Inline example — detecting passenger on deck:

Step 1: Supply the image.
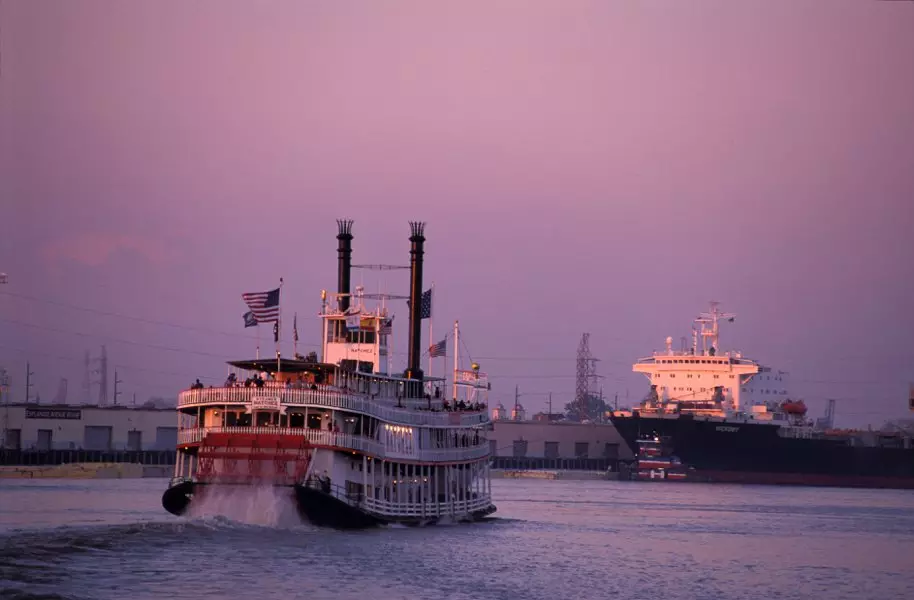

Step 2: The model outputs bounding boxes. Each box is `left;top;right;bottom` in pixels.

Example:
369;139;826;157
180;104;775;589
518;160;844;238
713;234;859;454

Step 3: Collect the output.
320;470;331;493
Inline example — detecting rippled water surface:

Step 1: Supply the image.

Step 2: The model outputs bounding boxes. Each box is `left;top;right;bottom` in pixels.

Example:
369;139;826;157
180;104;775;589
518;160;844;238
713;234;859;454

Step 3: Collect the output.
1;478;913;600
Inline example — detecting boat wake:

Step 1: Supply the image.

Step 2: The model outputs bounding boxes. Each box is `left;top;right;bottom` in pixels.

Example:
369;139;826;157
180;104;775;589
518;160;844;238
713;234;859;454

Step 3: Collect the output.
186;484;301;529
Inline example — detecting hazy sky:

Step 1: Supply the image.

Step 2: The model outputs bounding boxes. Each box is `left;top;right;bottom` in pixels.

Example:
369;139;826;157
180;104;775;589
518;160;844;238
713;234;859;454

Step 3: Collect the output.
2;0;913;427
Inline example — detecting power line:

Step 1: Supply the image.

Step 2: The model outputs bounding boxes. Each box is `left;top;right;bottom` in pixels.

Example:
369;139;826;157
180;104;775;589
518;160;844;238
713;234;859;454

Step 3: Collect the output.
0;316;903;388
0;317;245;360
0;290;318;342
0;290;625;363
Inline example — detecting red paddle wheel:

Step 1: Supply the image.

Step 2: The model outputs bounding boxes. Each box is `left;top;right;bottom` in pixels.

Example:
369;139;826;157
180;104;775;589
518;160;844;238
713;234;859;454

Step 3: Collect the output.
196;432;313;486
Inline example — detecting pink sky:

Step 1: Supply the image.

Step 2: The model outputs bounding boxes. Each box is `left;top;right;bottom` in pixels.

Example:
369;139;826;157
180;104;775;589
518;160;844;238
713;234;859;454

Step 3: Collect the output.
2;0;913;426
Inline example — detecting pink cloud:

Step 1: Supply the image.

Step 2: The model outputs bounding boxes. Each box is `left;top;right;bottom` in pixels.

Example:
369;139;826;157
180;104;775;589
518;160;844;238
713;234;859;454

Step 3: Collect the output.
41;232;174;268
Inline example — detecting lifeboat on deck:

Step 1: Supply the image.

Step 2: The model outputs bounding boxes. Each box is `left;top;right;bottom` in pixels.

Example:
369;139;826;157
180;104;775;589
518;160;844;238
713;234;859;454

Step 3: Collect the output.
781;400;808;416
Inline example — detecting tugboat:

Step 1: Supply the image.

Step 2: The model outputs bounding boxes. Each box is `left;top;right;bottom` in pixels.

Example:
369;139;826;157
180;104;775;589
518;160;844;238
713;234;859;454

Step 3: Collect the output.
632;436;691;481
162;220;497;528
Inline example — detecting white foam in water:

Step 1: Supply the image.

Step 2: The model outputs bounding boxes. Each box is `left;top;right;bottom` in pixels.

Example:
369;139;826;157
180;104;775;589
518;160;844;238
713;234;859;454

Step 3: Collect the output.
187;485;301;528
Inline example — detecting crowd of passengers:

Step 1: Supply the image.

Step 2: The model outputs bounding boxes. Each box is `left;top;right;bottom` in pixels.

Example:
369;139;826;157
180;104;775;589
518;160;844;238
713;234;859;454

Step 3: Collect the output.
188;374;487;413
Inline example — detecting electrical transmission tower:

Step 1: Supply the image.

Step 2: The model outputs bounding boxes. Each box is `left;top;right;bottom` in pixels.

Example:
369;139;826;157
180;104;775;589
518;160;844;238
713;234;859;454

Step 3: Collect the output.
82;350;92;403
574;333;599;421
92;345;108;406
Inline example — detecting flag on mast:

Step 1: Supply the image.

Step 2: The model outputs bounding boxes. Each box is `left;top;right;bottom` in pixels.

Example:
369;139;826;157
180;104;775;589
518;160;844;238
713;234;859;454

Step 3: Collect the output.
293;313;299;342
241;288;280;323
243;311;257;328
429;338;447;358
273;321;279;344
379;316;393;335
420;288;432;319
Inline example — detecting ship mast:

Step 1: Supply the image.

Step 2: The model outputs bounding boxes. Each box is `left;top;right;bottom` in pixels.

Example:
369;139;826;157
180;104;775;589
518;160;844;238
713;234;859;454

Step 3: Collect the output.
694;301;736;356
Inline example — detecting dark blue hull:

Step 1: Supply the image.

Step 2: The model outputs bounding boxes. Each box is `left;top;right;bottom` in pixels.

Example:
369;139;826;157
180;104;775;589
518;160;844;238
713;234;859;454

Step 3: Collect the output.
610;414;914;489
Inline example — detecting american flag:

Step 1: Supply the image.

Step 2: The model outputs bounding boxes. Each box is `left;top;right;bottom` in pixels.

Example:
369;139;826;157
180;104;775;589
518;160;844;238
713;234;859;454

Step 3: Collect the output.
420;288;432;319
429;338;446;358
242;288;280;323
379;317;393;335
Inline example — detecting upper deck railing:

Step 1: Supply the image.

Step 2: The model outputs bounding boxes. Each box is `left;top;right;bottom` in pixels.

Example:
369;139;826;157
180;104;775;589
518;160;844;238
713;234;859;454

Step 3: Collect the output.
177;426;490;462
177;387;490;428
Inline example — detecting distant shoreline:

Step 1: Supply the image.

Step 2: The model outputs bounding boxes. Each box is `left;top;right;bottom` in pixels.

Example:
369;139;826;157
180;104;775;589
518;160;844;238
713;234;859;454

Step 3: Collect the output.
491;469;616;481
0;463;170;479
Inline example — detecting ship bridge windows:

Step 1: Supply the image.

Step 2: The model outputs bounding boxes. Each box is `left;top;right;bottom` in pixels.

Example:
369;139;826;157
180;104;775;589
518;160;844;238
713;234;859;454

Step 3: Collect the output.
346;330;376;345
329;320;378;345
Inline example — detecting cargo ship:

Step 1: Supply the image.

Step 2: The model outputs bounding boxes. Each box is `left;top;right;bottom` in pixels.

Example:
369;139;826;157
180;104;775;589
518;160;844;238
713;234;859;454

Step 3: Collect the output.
609;302;914;489
162;220;496;527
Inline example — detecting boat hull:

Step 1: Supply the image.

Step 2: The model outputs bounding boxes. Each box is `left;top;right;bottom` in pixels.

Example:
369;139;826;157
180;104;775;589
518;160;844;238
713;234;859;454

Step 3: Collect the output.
611;414;914;490
293;484;384;529
162;481;497;528
162;480;194;516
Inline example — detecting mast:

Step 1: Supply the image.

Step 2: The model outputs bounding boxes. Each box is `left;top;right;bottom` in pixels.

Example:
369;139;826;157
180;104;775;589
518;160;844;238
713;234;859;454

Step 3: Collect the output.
277;277;284;373
695;301;736;355
427;282;435;379
452;320;459;401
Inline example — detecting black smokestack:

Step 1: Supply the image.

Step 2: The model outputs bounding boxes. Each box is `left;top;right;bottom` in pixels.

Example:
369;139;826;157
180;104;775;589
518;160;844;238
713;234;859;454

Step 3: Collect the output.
405;221;425;380
336;219;354;312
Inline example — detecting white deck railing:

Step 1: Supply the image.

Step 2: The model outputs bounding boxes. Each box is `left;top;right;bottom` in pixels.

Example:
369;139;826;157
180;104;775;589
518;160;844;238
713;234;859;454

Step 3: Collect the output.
177;426;489;462
178;387;489;428
362;495;493;519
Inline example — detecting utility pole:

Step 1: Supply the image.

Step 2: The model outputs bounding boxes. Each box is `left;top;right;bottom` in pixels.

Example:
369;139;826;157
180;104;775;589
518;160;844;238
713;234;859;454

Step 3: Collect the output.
25;362;34;404
548;392;553;416
599;385;604;422
113;370;123;405
132;392;137;406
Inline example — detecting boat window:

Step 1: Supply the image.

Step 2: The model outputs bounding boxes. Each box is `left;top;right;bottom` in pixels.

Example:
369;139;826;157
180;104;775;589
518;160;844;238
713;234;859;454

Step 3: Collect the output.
346;329;376;344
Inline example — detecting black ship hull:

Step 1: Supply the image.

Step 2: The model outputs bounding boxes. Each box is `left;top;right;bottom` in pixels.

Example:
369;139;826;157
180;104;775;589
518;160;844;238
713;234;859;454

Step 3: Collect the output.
611;414;914;490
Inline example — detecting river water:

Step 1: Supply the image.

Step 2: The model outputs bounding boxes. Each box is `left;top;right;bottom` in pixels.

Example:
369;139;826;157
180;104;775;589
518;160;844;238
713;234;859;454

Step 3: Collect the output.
1;478;912;600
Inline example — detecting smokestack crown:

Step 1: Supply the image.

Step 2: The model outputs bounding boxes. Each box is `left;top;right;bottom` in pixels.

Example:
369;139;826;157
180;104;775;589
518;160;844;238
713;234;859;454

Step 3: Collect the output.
337;219;354;312
405;221;426;382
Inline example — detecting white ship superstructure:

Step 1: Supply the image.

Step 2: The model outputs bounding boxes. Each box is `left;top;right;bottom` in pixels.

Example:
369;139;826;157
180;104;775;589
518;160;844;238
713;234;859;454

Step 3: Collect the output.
629;302;798;423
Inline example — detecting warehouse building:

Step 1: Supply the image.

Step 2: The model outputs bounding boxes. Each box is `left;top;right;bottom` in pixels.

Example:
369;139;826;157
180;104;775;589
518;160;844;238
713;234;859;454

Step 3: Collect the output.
488;417;634;471
1;403;178;452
